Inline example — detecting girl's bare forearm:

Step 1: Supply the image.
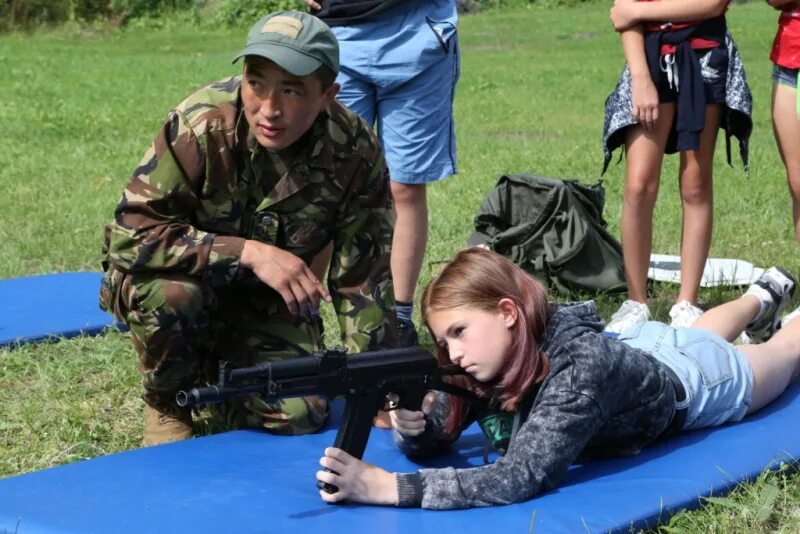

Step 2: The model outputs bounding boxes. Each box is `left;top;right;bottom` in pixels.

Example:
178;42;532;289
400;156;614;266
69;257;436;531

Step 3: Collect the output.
631;0;728;23
621;27;650;79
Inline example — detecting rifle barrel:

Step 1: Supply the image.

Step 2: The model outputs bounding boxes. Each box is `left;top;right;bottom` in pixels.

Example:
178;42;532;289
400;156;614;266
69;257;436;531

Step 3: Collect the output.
175;347;458;408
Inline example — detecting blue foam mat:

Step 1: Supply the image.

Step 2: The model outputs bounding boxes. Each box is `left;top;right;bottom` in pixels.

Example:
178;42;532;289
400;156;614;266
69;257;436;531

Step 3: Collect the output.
0;272;119;348
1;383;798;534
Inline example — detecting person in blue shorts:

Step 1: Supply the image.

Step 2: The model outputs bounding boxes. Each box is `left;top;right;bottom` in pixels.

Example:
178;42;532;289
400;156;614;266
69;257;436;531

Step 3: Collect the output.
301;0;460;348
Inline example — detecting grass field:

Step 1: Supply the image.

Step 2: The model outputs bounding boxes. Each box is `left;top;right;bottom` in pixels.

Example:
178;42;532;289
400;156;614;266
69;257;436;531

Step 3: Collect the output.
1;3;799;530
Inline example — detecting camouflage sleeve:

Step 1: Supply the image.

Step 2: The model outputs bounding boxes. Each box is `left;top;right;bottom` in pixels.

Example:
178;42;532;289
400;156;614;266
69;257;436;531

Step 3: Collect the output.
327;127;395;352
105;110;244;286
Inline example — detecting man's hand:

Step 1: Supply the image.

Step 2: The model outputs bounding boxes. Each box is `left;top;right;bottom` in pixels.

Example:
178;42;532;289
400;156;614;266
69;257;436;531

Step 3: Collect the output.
240;240;331;316
317;447;398;505
610;0;641;32
631;72;660;131
388;392;436;437
299;0;321;9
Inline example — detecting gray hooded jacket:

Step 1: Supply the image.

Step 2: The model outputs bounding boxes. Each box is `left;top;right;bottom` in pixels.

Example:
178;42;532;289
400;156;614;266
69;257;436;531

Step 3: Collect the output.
395;302;678;509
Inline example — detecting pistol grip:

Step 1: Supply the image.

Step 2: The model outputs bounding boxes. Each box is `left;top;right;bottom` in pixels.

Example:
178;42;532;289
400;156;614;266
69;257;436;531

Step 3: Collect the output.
403;385;426;412
317;468;339;494
319;393;379;495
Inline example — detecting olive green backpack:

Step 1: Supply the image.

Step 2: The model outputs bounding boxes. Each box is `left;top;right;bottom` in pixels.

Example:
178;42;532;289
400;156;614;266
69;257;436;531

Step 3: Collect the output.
468;174;627;295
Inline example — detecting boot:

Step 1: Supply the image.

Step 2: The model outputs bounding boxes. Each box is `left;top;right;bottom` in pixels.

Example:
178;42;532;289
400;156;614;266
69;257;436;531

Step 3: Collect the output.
143;405;193;446
396;319;419;348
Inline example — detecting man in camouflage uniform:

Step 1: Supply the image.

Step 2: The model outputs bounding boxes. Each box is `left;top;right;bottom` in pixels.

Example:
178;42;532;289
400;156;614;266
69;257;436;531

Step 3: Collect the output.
100;11;396;446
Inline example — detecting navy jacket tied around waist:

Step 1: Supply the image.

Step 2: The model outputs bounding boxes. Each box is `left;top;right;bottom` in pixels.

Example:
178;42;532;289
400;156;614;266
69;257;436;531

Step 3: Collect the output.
644;16;727;152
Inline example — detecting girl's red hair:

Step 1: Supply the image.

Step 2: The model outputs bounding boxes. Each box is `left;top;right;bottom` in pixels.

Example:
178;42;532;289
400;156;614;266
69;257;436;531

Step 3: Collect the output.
421;248;552;435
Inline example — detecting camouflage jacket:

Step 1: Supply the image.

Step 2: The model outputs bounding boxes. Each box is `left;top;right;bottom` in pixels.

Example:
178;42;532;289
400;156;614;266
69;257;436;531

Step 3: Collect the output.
103;75;395;352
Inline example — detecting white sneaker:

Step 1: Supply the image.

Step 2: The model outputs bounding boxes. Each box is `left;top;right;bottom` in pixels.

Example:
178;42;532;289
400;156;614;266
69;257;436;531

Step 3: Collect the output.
744;267;796;343
669;300;704;329
605;300;650;334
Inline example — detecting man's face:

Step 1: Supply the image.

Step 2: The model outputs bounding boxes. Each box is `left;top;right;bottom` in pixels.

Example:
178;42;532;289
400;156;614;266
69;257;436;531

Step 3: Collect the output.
241;57;338;151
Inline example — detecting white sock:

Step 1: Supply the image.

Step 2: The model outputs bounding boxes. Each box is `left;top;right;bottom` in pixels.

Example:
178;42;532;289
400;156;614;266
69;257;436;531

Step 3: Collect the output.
744;284;772;324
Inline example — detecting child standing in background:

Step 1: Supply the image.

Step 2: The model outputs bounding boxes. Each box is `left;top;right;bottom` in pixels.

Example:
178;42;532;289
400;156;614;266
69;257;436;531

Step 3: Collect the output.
602;0;752;334
768;0;800;243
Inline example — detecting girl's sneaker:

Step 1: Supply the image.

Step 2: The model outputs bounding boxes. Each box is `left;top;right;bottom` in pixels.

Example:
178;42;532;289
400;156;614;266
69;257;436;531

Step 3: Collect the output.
744;267;796;343
605;300;650;334
669;300;704;328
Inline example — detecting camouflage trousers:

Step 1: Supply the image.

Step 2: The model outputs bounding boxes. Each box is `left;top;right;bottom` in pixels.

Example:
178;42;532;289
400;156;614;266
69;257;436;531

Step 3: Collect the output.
100;268;329;435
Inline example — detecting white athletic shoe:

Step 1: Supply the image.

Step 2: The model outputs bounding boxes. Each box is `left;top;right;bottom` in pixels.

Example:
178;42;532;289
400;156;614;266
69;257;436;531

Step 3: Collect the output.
744;267;796;343
605;300;650;334
669;300;704;329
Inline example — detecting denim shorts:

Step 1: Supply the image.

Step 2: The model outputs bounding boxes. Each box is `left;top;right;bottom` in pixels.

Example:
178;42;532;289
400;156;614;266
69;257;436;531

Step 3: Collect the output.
773;64;799;89
617;321;754;431
331;0;459;184
654;46;728;104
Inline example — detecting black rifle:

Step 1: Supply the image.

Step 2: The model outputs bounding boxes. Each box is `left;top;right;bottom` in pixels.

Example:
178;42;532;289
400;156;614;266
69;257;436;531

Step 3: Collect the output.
176;346;478;492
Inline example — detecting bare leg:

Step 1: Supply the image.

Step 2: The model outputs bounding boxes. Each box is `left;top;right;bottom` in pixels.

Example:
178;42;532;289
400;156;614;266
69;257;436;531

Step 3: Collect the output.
621;103;676;303
390;181;428;305
772;83;800;243
676;104;722;304
739;314;800;414
690;294;760;341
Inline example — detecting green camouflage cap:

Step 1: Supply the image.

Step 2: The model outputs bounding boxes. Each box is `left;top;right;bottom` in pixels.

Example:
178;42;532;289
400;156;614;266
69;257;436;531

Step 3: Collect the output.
232;11;339;77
